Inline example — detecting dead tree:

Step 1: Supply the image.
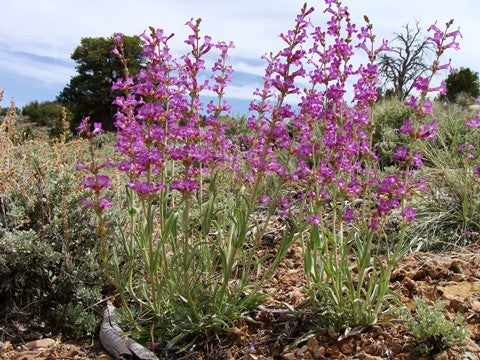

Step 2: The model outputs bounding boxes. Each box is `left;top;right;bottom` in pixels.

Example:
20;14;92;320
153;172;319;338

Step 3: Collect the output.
377;22;433;99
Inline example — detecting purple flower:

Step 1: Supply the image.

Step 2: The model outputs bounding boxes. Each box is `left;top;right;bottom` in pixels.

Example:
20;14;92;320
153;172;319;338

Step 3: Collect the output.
412;76;429;92
474;164;480;176
170;179;199;193
113;33;123;46
80;197;94;208
76;116;91;135
417;119;437;140
79;175;111;191
79;177;96;190
127;180;165;195
415;178;428;192
404;96;418;110
399;120;414;135
98;157;115;170
368;218;378;231
92;122;105;135
309;215;321;227
401;206;416;221
99;197;112;209
257;194;270;205
378;199;392;214
412;153;423;167
97;175;112;189
466;116;480;129
423;102;434;115
392;146;409;161
342;208;355;221
76;161;92;172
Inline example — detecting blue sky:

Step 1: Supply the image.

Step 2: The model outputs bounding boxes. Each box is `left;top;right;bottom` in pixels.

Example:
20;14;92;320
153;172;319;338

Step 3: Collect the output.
1;0;479;114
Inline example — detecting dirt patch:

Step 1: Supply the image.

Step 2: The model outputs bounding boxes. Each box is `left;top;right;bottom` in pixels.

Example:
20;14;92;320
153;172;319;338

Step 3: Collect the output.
3;244;480;359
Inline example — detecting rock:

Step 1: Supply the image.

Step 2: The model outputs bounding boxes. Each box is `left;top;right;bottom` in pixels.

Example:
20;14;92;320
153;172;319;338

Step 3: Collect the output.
97;355;114;360
449;260;464;274
450;274;465;282
0;341;12;352
25;338;55;349
340;342;353;355
472;300;480;313
356;352;383;360
448;298;470;313
282;352;296;360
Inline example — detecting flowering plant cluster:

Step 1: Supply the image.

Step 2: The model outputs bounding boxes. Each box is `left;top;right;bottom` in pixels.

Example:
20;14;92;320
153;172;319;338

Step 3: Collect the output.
76;0;463;347
78;17;297;345
238;1;460;325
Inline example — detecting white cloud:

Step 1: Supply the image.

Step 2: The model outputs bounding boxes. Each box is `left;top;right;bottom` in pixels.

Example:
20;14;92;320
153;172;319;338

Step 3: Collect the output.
0;49;75;87
233;61;266;78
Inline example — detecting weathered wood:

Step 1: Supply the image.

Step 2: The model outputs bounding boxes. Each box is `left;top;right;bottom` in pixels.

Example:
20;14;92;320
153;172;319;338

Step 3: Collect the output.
99;301;158;360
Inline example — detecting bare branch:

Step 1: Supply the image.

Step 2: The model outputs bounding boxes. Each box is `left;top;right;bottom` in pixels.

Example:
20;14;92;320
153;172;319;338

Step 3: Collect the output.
377;21;434;99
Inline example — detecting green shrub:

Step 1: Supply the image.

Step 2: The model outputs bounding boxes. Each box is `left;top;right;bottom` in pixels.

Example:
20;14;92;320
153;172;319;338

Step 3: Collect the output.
372;99;414;167
400;297;470;355
22;100;71;128
410;102;480;249
0;138;125;339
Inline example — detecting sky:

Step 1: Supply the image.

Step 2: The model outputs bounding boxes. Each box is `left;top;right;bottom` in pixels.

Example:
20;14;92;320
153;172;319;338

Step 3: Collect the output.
0;0;479;114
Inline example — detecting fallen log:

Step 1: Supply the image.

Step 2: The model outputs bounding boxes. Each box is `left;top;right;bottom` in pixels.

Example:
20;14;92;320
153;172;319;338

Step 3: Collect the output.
99;301;158;360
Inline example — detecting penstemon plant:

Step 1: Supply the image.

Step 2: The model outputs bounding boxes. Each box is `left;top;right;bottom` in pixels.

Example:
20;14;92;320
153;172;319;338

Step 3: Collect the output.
77;0;464;351
293;9;460;326
78;18;296;349
243;1;461;327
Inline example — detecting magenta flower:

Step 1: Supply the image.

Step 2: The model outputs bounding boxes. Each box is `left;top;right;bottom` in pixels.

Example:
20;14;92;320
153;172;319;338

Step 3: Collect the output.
417;119;437;140
466;116;480;129
404;96;418;110
412;153;423;167
412;76;429;92
97;175;112;188
76;116;90;134
422;102;434;115
342;208;356;221
76;161;92;172
99;197;112;209
80;175;111;191
401;206;417;221
80;197;94;208
126;180;165;195
170;179;199;193
257;194;270;205
309;215;321;227
368;218;378;231
392;146;409;162
92;122;105;135
474;165;480;176
399;120;414;135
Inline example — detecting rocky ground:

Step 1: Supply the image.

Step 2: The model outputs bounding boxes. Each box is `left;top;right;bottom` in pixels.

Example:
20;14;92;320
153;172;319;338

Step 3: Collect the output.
2;241;480;359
